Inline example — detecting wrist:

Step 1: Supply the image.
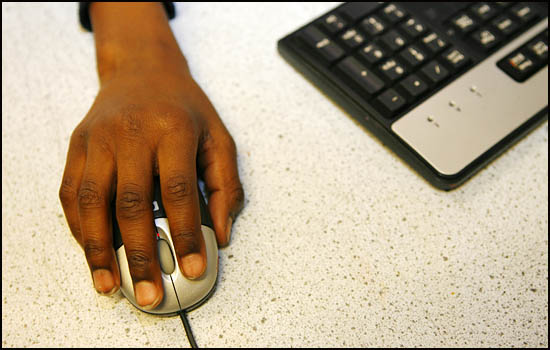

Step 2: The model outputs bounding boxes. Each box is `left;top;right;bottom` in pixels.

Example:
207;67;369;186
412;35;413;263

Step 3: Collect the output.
90;2;189;83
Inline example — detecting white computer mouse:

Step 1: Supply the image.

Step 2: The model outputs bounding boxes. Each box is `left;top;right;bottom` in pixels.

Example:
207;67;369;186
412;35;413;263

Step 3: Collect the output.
112;177;218;315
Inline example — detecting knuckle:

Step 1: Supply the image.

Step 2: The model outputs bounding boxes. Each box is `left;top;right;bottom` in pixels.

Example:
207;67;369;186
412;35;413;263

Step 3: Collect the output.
200;129;237;155
229;184;245;215
119;104;144;138
84;239;108;264
126;249;153;273
172;229;200;255
70;125;88;144
231;185;245;206
78;180;104;210
89;132;114;157
72;227;84;246
224;175;245;202
116;184;147;220
59;177;77;207
164;175;193;207
157;106;196;132
223;134;237;154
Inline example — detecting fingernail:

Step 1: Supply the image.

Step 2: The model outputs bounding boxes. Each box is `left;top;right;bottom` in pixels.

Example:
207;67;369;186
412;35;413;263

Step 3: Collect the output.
181;253;205;279
225;216;233;244
135;281;161;310
93;269;117;295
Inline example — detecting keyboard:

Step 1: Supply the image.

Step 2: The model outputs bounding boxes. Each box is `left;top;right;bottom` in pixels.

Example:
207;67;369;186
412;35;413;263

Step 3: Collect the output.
278;2;548;190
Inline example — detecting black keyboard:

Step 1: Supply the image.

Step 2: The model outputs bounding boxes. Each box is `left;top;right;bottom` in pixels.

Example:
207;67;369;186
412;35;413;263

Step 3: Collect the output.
278;2;548;190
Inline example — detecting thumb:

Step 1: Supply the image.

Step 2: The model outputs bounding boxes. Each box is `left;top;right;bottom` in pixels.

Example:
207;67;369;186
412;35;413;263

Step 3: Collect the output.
198;127;244;247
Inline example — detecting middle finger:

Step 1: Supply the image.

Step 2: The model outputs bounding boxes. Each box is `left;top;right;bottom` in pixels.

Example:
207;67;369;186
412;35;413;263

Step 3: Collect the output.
116;145;163;310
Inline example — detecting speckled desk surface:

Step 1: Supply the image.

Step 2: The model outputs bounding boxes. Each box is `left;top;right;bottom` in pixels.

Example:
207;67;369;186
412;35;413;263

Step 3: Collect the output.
2;2;548;348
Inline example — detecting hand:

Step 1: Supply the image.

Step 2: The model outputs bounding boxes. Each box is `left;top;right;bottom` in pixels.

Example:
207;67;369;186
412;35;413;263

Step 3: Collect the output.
59;3;244;309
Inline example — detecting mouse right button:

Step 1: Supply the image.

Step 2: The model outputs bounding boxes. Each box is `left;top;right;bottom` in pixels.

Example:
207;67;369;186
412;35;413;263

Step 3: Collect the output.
157;239;175;275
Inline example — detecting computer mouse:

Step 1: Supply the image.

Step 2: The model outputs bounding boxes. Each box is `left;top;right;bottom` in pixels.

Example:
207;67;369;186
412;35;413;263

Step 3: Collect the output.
111;176;218;315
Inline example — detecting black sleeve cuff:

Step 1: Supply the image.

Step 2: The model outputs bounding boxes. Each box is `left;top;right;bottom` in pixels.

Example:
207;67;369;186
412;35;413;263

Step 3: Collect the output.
78;2;176;32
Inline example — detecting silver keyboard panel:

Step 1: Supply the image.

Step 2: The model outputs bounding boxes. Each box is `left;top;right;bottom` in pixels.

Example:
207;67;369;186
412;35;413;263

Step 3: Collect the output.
392;19;548;176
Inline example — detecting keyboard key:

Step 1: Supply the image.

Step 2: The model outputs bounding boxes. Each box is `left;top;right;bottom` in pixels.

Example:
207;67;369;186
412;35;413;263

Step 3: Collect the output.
420;60;450;85
360;15;388;37
338;2;383;23
376;89;406;117
398;45;427;68
509;3;538;23
498;49;537;82
508;51;535;72
380;4;407;24
442;2;471;16
400;17;427;39
492;15;520;36
471;27;501;51
299;26;345;63
359;43;387;65
494;2;514;9
526;37;548;62
450;12;478;35
337;56;385;95
399;74;429;98
340;28;366;49
319;14;348;34
442;47;470;71
379;29;408;52
470;2;499;21
378;58;407;82
421;32;448;55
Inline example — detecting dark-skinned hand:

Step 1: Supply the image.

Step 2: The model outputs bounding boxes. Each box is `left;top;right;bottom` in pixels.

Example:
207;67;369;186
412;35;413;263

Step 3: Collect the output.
59;3;244;309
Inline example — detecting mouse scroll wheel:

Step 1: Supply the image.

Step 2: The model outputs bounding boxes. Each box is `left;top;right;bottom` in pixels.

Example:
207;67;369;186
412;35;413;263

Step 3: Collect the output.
157;239;175;275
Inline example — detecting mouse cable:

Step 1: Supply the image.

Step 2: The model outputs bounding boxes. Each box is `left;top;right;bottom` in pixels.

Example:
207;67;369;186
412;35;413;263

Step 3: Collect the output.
179;310;198;348
170;273;198;348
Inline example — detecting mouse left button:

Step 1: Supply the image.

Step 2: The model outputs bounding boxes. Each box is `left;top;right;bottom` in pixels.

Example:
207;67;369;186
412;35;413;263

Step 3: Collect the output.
157;239;175;275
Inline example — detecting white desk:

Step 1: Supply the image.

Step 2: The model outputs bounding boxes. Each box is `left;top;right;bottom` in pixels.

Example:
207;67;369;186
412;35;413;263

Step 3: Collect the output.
2;2;548;347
